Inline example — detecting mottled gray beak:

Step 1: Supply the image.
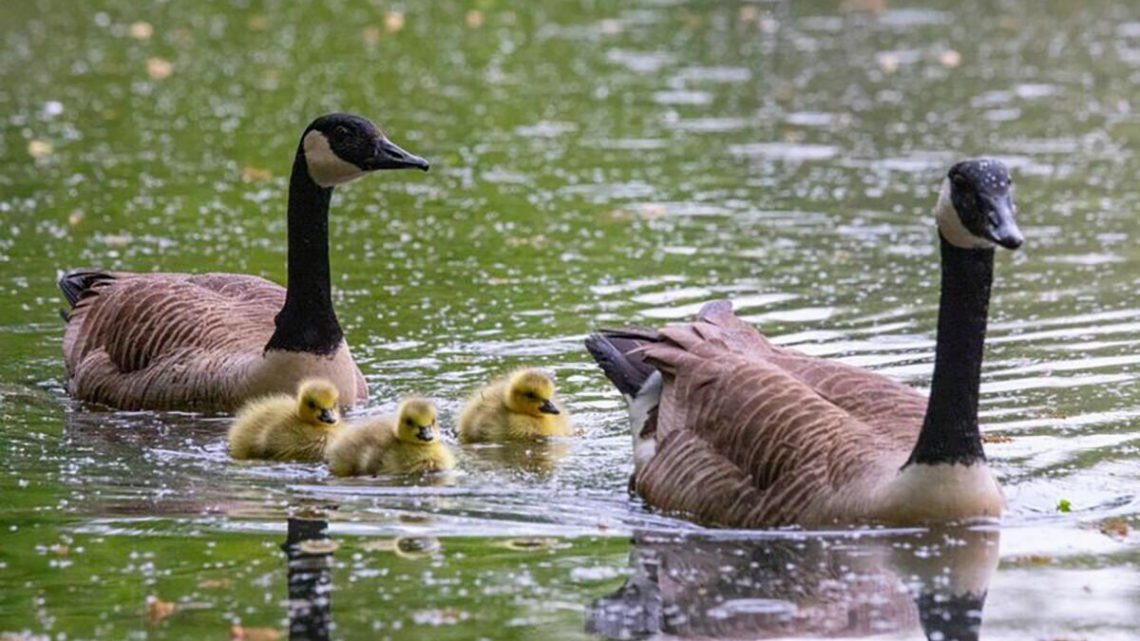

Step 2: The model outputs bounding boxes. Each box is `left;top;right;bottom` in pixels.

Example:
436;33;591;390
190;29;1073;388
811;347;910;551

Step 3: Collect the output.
981;193;1024;250
364;136;429;172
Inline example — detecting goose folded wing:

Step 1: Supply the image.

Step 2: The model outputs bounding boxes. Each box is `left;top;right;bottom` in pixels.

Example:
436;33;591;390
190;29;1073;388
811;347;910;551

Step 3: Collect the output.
636;340;899;527
693;300;926;438
66;273;283;376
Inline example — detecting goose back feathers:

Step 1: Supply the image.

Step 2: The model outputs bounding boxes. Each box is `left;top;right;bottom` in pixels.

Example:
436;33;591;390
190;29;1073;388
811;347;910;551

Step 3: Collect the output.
61;271;365;410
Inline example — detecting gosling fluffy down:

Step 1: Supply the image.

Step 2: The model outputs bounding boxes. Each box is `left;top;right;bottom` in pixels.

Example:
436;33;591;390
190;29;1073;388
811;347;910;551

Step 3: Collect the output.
457;369;574;442
325;398;455;476
228;378;341;462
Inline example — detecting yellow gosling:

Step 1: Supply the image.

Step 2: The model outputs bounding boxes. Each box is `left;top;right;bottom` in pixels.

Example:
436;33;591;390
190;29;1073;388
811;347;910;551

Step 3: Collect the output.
228;378;341;462
325;398;455;476
457;368;574;442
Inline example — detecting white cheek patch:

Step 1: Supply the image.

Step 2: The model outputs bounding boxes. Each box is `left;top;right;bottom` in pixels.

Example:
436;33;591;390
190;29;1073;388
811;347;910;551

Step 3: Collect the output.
302;130;366;187
934;179;994;249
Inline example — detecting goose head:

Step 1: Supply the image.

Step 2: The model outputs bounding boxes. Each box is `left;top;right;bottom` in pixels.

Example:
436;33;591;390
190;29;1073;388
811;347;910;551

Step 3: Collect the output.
505;369;560;417
296;378;340;426
395;398;440;445
934;158;1024;250
301;113;429;188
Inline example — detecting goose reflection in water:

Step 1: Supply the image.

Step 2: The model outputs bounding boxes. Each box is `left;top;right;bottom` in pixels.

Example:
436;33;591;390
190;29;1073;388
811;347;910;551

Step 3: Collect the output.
283;514;334;641
587;525;999;641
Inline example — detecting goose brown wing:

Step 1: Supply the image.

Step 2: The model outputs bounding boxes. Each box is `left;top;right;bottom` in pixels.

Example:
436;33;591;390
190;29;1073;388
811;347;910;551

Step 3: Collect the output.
635;326;904;528
693;301;926;441
62;272;284;408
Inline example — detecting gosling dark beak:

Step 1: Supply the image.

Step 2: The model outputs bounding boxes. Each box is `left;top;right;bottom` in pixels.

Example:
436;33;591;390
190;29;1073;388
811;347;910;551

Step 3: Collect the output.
538;399;560;415
318;409;337;424
981;193;1024;250
364;136;430;172
416;426;436;442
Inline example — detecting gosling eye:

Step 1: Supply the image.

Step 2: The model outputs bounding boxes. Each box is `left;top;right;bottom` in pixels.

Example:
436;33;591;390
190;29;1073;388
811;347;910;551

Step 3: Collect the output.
307;400;317;409
524;392;538;400
405;419;415;426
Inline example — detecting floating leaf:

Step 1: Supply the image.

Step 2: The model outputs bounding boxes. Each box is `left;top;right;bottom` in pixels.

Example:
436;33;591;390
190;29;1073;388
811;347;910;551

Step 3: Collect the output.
1056;499;1072;513
145;595;176;625
230;625;281;641
147;57;173;80
385;11;405;33
129;21;154;40
27;139;53;159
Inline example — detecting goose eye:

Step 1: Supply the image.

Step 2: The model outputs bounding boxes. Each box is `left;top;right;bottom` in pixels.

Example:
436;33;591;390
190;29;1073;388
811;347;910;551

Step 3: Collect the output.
334;125;350;137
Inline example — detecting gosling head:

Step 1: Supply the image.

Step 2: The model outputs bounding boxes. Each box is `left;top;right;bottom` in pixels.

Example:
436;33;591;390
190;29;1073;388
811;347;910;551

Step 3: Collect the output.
505;369;561;417
934;158;1024;251
300;113;429;188
395;398;440;445
296;379;340;426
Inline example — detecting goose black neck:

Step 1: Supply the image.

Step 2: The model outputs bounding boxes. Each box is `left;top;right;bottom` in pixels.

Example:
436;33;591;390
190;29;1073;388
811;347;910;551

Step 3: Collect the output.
264;150;344;355
906;235;994;467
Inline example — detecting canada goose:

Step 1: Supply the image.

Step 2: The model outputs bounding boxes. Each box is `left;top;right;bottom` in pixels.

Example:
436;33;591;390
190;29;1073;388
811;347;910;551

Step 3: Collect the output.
325;398;455;476
58;113;428;411
228;378;341;462
456;368;574;442
586;158;1024;528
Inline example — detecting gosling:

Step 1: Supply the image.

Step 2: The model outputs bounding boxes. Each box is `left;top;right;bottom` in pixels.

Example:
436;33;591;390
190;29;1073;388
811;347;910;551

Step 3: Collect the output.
325;398;455;476
457;368;574;442
229;378;341;462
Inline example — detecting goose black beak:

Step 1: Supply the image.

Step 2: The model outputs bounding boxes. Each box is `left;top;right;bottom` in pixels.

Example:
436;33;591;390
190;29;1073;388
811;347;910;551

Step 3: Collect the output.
538;399;560;415
364;136;430;172
416;426;436;442
981;194;1023;250
318;409;337;424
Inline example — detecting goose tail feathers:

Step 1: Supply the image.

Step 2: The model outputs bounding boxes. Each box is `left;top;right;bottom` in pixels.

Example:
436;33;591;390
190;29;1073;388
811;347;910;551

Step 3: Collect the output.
586;328;663;474
58;269;117;310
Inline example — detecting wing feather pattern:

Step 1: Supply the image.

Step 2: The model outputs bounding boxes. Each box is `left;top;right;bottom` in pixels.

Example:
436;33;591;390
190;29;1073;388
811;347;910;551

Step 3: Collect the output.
60;270;366;410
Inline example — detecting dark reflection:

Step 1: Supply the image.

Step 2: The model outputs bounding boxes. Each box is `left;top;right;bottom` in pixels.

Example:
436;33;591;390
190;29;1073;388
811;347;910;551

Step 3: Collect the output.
282;513;334;641
587;526;998;641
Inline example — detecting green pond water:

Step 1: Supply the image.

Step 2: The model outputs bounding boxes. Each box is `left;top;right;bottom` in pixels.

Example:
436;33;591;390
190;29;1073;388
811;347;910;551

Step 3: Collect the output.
2;0;1139;639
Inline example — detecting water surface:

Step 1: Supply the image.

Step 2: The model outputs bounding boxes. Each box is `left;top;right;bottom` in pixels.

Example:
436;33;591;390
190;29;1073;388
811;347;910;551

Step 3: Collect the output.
1;0;1138;639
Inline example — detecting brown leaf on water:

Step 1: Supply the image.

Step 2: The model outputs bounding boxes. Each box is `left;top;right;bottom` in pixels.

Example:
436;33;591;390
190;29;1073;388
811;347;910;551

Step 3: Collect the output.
27;139;53;158
241;166;272;183
145;595;176;625
385;11;405;33
982;433;1013;444
739;6;760;23
938;49;962;68
147;57;173;80
68;210;84;226
230;625;281;641
129;22;154;40
1099;517;1130;540
248;15;268;31
197;578;233;590
465;10;484;29
1005;553;1054;567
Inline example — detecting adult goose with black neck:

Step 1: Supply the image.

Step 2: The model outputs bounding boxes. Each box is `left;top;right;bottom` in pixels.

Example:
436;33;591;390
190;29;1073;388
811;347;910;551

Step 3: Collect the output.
586;158;1023;527
59;113;428;411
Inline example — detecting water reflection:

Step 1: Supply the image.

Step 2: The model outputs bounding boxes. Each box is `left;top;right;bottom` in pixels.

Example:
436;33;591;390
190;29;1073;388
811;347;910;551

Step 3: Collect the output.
283;514;333;641
587;526;999;641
